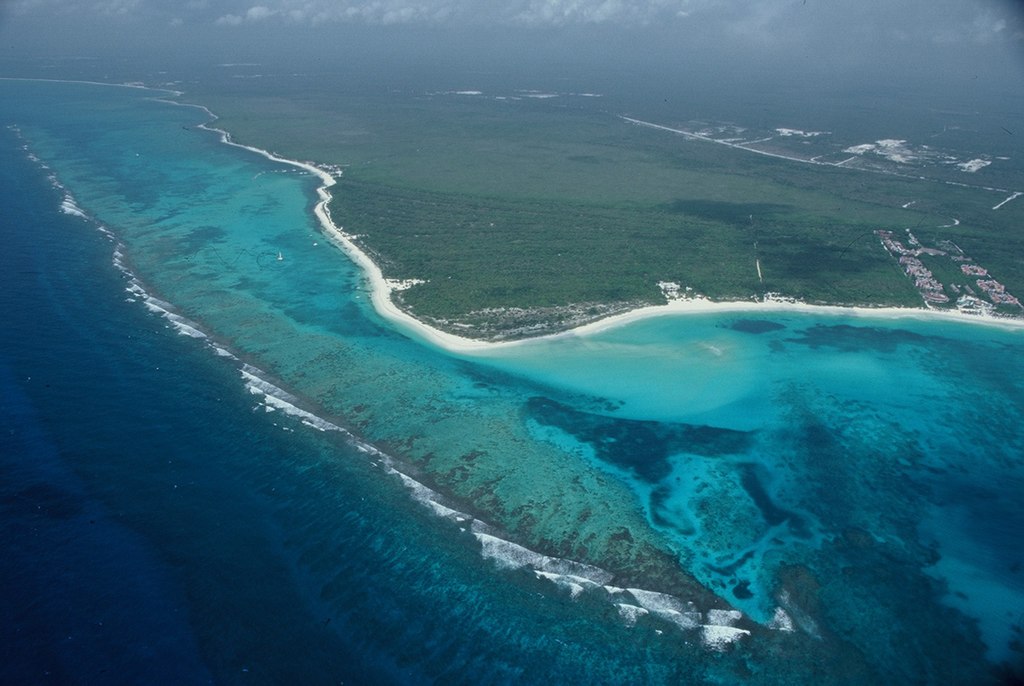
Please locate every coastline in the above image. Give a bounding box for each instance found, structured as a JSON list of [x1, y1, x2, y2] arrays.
[[196, 109, 1024, 353], [567, 296, 1024, 339], [188, 119, 500, 352], [8, 76, 1024, 671], [199, 122, 1024, 352], [6, 78, 1023, 353], [10, 80, 753, 646]]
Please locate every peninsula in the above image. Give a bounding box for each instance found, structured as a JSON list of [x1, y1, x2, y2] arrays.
[[189, 80, 1024, 343]]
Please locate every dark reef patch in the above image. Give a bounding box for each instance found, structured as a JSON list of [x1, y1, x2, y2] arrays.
[[787, 324, 928, 354], [709, 550, 756, 576], [738, 463, 808, 536], [333, 301, 396, 338], [732, 580, 754, 600], [527, 396, 755, 483], [728, 319, 786, 334]]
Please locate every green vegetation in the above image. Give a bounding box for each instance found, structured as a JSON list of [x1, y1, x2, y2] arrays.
[[329, 177, 919, 327], [188, 85, 1024, 338]]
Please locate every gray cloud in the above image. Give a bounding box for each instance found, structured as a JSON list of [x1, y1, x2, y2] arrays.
[[203, 0, 700, 27], [2, 0, 1022, 88], [7, 0, 1023, 42], [182, 0, 1024, 45]]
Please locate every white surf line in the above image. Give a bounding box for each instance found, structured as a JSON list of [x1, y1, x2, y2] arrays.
[[18, 78, 1017, 648], [993, 191, 1022, 210]]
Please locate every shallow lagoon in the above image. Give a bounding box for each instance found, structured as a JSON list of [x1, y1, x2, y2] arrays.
[[473, 310, 1024, 632], [2, 79, 1022, 683]]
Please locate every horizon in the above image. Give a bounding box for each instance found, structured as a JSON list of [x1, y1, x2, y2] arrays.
[[3, 1, 1024, 96]]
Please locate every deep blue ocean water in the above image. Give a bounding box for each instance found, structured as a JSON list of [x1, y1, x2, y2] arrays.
[[2, 79, 1023, 684], [0, 110, 414, 684]]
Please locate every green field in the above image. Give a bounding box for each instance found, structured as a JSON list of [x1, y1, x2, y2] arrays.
[[187, 85, 1024, 338]]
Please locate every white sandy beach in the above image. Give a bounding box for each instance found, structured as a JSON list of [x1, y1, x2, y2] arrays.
[[191, 118, 500, 352], [11, 77, 1024, 355], [55, 78, 1022, 354], [202, 115, 1024, 354]]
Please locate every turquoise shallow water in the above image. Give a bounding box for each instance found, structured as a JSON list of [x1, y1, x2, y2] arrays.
[[2, 79, 1023, 683], [472, 311, 1024, 631]]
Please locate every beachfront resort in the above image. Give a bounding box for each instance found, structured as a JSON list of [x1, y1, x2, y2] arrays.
[[876, 229, 1022, 315]]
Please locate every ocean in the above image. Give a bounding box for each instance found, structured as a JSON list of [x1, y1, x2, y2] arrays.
[[1, 78, 1022, 684]]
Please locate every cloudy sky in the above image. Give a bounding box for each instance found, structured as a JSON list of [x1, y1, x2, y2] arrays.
[[2, 0, 1023, 89]]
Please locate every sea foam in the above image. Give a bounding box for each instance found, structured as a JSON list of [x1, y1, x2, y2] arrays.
[[472, 529, 613, 586], [615, 603, 650, 626], [621, 588, 701, 631], [59, 194, 88, 218]]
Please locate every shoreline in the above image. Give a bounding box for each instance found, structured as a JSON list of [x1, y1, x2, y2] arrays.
[[11, 96, 758, 645], [567, 296, 1024, 339], [189, 103, 1024, 352], [215, 127, 1024, 353], [188, 120, 498, 352], [10, 77, 1024, 661], [20, 78, 1021, 353], [193, 116, 1024, 348]]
